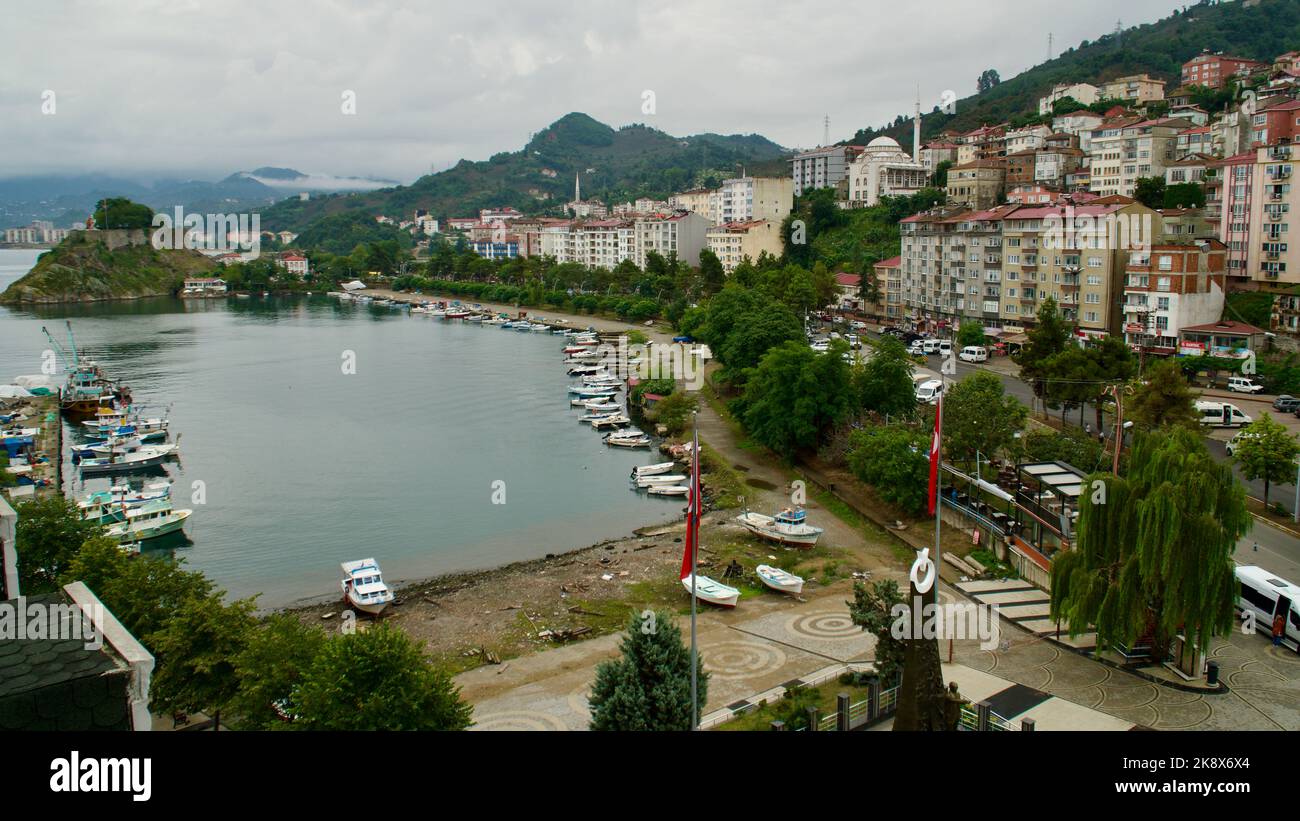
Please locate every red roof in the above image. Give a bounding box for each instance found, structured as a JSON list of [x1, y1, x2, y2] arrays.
[[835, 273, 862, 287], [1181, 320, 1265, 335], [874, 256, 902, 268]]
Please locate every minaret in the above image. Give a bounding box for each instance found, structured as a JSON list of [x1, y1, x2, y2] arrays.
[[574, 172, 581, 203], [913, 88, 922, 163]]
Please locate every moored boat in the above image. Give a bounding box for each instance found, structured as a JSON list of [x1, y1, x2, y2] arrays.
[[104, 499, 191, 544], [646, 485, 689, 496], [631, 461, 676, 478]]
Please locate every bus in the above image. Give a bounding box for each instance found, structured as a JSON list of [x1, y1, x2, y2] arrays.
[[1234, 565, 1300, 652]]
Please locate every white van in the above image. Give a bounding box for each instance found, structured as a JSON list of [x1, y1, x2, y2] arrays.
[[1227, 375, 1264, 394], [938, 340, 952, 356], [1195, 400, 1252, 428], [959, 345, 988, 363], [1235, 565, 1300, 652], [915, 378, 944, 404], [922, 339, 942, 354]]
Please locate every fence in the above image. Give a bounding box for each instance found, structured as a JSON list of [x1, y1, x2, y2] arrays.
[[775, 686, 1034, 732]]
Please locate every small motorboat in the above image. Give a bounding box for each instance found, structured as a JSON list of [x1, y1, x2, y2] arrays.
[[632, 462, 676, 478], [634, 474, 687, 487], [77, 446, 175, 475], [735, 508, 823, 547], [569, 386, 616, 398], [681, 574, 740, 608], [340, 558, 395, 615], [756, 564, 805, 595], [604, 433, 652, 448], [646, 485, 689, 497]]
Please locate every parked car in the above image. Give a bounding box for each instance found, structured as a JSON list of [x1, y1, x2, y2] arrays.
[[907, 341, 925, 356], [1225, 431, 1258, 457], [1227, 375, 1264, 394], [850, 320, 868, 331], [1274, 395, 1300, 412]]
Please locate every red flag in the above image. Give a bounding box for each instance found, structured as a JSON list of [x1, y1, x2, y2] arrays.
[[927, 394, 942, 516], [680, 428, 701, 581]]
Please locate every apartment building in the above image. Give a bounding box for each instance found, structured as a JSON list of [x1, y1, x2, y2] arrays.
[[846, 136, 929, 207], [1052, 111, 1104, 153], [919, 142, 959, 173], [874, 256, 903, 320], [1250, 99, 1300, 147], [1122, 240, 1229, 355], [946, 161, 1006, 210], [1035, 136, 1085, 188], [712, 176, 793, 225], [790, 145, 862, 196], [1182, 52, 1267, 89], [633, 211, 712, 269], [668, 188, 714, 217], [572, 220, 636, 269], [1004, 124, 1053, 154], [1089, 117, 1190, 198], [1007, 184, 1060, 205], [1038, 82, 1100, 115], [1100, 74, 1166, 105], [1165, 154, 1215, 186], [705, 219, 783, 273], [1215, 144, 1297, 289]]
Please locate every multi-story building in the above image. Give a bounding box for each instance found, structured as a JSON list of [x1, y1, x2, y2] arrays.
[[1007, 184, 1060, 205], [789, 145, 862, 196], [1214, 144, 1297, 290], [919, 142, 959, 173], [1182, 52, 1267, 89], [633, 211, 712, 269], [946, 161, 1006, 210], [845, 136, 929, 207], [705, 219, 783, 273], [1004, 124, 1053, 154], [572, 220, 636, 269], [668, 188, 714, 218], [1165, 154, 1215, 186], [874, 256, 903, 320], [1088, 117, 1190, 198], [469, 239, 521, 260], [1250, 98, 1300, 147], [276, 252, 309, 277], [712, 176, 792, 225], [1100, 74, 1166, 105], [1035, 135, 1084, 188], [1053, 111, 1104, 153], [1122, 240, 1228, 356], [1038, 83, 1100, 115]]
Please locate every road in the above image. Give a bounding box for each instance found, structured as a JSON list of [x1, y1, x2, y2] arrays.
[[1236, 520, 1300, 582]]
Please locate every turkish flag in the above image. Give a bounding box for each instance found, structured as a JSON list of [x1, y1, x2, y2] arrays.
[[928, 395, 942, 516]]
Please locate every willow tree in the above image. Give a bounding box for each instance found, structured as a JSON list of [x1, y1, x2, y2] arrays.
[[1050, 427, 1249, 657]]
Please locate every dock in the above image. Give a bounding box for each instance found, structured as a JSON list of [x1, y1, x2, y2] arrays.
[[2, 392, 62, 505]]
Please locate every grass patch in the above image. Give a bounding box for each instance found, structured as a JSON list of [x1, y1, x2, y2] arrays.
[[700, 443, 747, 510], [805, 482, 911, 563], [715, 682, 873, 731], [969, 549, 1016, 580]]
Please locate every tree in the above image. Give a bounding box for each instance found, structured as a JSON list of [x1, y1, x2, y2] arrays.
[[149, 594, 258, 730], [956, 321, 986, 348], [943, 371, 1028, 462], [930, 159, 953, 189], [1233, 413, 1300, 508], [698, 249, 726, 296], [1133, 176, 1167, 210], [977, 69, 1001, 94], [14, 497, 105, 594], [737, 341, 854, 458], [64, 543, 216, 644], [92, 197, 154, 230], [848, 579, 906, 686], [292, 623, 472, 731], [1050, 427, 1249, 657], [1164, 182, 1206, 209], [1041, 335, 1135, 431], [588, 610, 707, 731], [227, 615, 328, 730], [1015, 297, 1073, 415], [854, 336, 917, 419], [651, 391, 698, 436], [846, 425, 930, 515], [1126, 358, 1199, 431]]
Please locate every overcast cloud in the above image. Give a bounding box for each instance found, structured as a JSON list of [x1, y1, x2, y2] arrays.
[[0, 0, 1185, 183]]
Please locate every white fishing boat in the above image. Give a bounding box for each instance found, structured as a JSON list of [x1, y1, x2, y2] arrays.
[[681, 573, 740, 608], [81, 440, 178, 459], [104, 499, 191, 544], [340, 558, 395, 615], [756, 564, 805, 595], [735, 508, 823, 547], [569, 386, 616, 398], [77, 446, 175, 475], [635, 474, 687, 487], [584, 404, 622, 416], [646, 485, 689, 496], [631, 462, 676, 478], [567, 365, 604, 376], [604, 432, 651, 448]]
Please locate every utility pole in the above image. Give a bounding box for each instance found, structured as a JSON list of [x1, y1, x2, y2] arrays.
[[1111, 388, 1124, 476]]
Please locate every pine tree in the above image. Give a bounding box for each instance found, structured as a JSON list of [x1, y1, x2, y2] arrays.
[[1050, 427, 1249, 656], [1126, 358, 1199, 431], [1014, 297, 1073, 416], [588, 610, 707, 731]]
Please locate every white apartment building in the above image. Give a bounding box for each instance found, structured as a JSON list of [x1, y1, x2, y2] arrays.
[[789, 145, 861, 196], [1004, 124, 1053, 154], [712, 176, 793, 225], [1038, 83, 1100, 115], [634, 211, 712, 269], [1089, 117, 1190, 198], [1052, 112, 1104, 153], [705, 219, 784, 273]]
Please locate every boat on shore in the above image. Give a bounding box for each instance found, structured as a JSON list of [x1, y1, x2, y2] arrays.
[[756, 564, 805, 595], [340, 558, 395, 615], [735, 508, 823, 547], [681, 573, 740, 608]]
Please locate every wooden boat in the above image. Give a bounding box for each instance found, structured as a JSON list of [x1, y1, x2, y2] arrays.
[[756, 564, 805, 595], [569, 386, 616, 398], [635, 474, 687, 487], [681, 573, 740, 608], [340, 558, 395, 615], [82, 440, 177, 459], [632, 462, 676, 477], [604, 432, 651, 448], [646, 485, 689, 496], [735, 508, 823, 547], [590, 414, 632, 430], [104, 499, 191, 544]]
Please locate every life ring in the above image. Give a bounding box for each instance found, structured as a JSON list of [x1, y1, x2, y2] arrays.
[[909, 548, 936, 594]]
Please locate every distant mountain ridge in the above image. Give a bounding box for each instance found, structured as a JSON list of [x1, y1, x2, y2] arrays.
[[255, 112, 789, 232]]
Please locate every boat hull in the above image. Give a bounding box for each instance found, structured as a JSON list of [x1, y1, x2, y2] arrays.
[[756, 564, 805, 595], [681, 574, 740, 607]]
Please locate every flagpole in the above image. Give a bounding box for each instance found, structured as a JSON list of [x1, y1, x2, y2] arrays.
[[934, 380, 944, 569], [690, 411, 699, 732]]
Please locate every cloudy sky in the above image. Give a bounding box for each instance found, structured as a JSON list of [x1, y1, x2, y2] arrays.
[[1, 0, 1186, 184]]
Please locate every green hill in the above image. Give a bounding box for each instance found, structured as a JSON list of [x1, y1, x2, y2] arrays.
[[854, 0, 1300, 145], [258, 112, 787, 232], [0, 232, 218, 304]]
